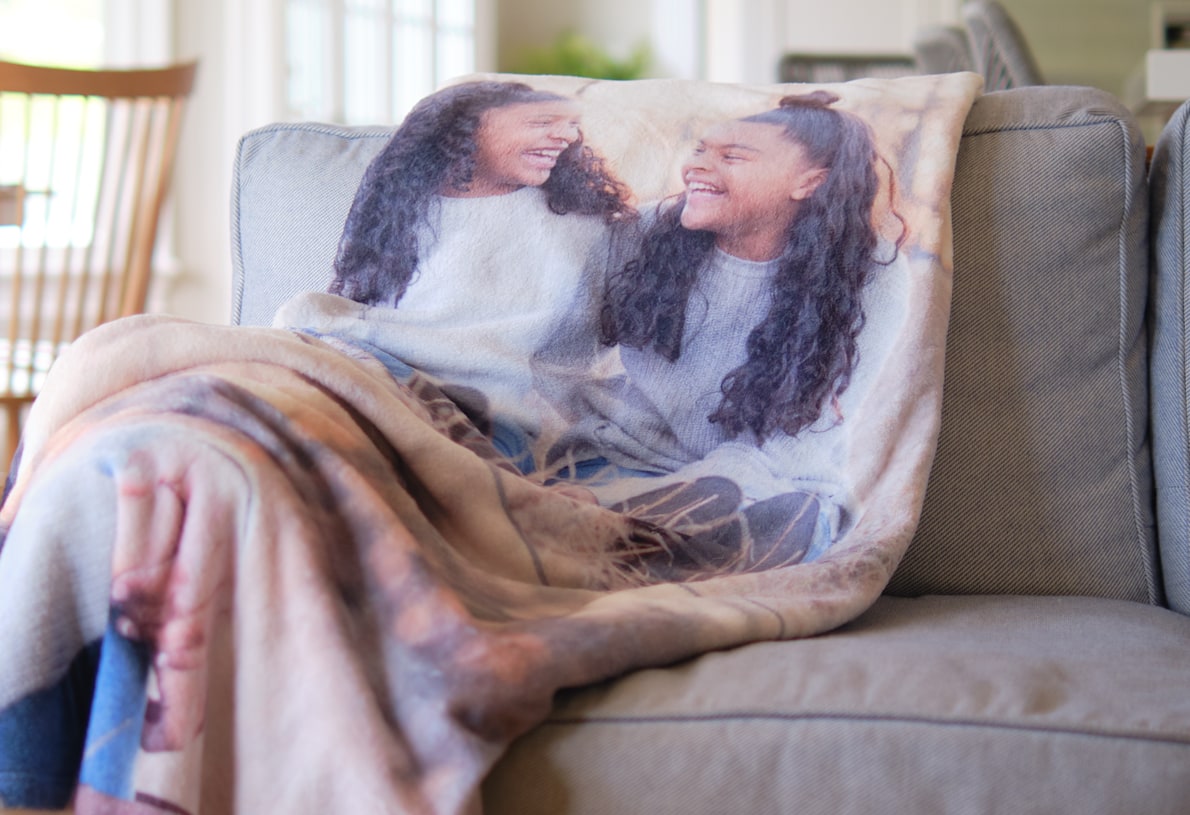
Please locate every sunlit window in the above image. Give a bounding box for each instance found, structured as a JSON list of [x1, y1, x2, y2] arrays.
[[0, 0, 105, 69], [0, 0, 107, 250], [0, 94, 107, 249], [285, 0, 477, 125]]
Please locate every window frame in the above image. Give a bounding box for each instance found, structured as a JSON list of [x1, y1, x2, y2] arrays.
[[281, 0, 496, 125]]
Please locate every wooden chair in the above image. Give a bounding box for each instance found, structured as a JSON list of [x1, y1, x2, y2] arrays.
[[0, 59, 197, 475]]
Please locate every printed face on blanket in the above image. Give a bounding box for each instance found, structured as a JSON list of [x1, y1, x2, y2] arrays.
[[576, 89, 902, 576], [316, 80, 903, 579], [328, 80, 635, 308]]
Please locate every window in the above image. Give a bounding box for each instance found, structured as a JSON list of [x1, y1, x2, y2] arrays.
[[284, 0, 479, 124], [0, 93, 107, 250], [0, 0, 107, 252], [0, 0, 175, 315], [0, 0, 106, 69]]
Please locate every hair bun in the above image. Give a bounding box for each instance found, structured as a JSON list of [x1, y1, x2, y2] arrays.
[[778, 90, 840, 110]]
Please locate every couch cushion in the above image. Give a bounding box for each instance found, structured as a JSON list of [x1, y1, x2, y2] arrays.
[[231, 123, 391, 327], [1149, 99, 1190, 615], [888, 87, 1160, 602], [484, 595, 1190, 814]]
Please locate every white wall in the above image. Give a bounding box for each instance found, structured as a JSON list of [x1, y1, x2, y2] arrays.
[[779, 0, 921, 54], [1000, 0, 1150, 97], [166, 1, 286, 325]]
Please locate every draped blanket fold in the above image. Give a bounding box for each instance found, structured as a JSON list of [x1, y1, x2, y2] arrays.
[[1, 72, 980, 814]]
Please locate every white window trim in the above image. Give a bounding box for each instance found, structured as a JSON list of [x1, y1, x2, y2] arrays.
[[279, 0, 496, 125]]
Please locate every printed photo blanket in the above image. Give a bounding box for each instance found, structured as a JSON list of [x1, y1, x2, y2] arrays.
[[0, 71, 980, 814]]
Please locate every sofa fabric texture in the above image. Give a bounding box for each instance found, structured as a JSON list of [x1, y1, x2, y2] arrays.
[[1150, 100, 1190, 614], [484, 595, 1190, 815], [231, 123, 388, 327], [961, 0, 1045, 90], [889, 87, 1160, 602]]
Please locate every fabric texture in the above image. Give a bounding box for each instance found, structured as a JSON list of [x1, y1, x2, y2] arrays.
[[279, 185, 612, 440], [890, 86, 1160, 603], [1, 73, 979, 814], [485, 594, 1190, 814], [231, 122, 392, 327], [961, 0, 1044, 91], [1149, 98, 1190, 615], [912, 24, 974, 75], [613, 248, 781, 463]]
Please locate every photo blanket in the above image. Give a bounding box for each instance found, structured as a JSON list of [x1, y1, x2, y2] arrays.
[[0, 72, 981, 814]]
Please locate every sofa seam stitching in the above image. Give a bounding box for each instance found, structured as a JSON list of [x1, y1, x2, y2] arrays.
[[961, 116, 1129, 140], [241, 121, 393, 140], [1179, 104, 1190, 604], [229, 135, 248, 325], [1112, 117, 1156, 605], [541, 711, 1190, 747]]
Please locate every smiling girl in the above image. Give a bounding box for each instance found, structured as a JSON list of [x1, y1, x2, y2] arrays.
[[596, 90, 894, 466], [532, 91, 898, 571], [290, 80, 634, 465], [329, 80, 633, 307]]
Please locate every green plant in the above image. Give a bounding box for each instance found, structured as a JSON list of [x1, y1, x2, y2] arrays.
[[510, 30, 650, 80]]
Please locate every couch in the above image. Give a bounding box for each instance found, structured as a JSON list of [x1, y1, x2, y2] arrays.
[[215, 83, 1190, 813]]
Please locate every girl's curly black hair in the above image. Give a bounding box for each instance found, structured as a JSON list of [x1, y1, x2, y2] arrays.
[[601, 90, 898, 442], [329, 80, 634, 306]]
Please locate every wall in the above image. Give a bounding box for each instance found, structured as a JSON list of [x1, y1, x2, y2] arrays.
[[169, 1, 234, 326], [170, 0, 290, 326], [1000, 0, 1151, 97]]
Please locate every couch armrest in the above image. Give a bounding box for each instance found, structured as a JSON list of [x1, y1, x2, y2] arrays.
[[1149, 100, 1190, 614]]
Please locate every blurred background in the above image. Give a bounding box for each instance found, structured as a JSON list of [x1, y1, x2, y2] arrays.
[[0, 0, 1169, 326]]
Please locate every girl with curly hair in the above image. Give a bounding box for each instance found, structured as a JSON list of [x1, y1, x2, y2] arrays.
[[329, 79, 633, 306], [309, 80, 634, 463], [595, 91, 896, 468]]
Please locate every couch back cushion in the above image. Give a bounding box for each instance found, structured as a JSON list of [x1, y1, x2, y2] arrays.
[[232, 122, 390, 327], [887, 86, 1160, 602], [230, 84, 1160, 603]]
